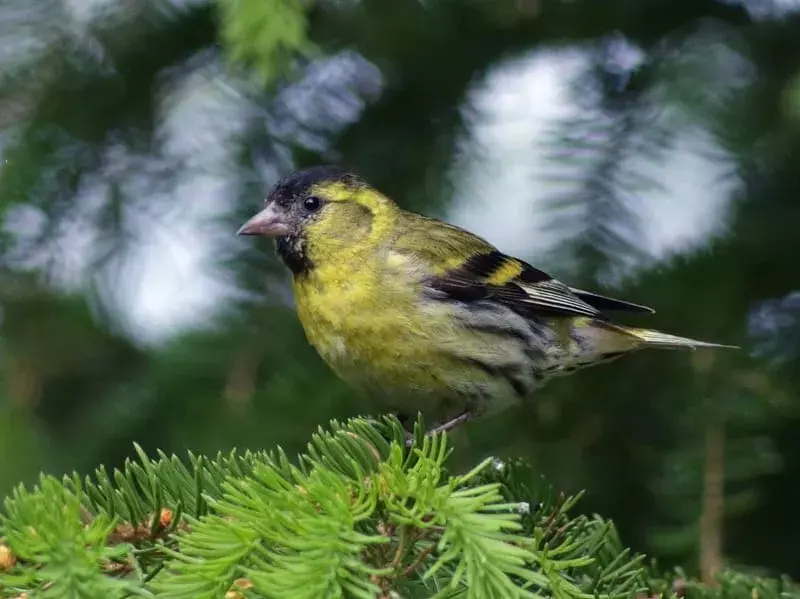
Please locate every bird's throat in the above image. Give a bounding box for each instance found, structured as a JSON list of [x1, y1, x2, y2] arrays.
[[276, 235, 313, 276]]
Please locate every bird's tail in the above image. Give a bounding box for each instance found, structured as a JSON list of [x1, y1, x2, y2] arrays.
[[618, 325, 738, 350]]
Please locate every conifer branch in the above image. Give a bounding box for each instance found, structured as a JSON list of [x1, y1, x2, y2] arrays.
[[0, 416, 796, 598]]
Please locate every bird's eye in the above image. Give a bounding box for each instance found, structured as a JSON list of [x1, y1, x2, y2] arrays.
[[303, 196, 322, 212]]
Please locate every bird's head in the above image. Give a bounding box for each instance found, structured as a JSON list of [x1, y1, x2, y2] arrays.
[[237, 165, 397, 275]]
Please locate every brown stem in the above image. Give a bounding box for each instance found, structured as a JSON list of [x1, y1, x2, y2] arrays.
[[700, 420, 724, 585], [401, 543, 436, 578]]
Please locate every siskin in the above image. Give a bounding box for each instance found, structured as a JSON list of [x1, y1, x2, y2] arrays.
[[238, 165, 736, 434]]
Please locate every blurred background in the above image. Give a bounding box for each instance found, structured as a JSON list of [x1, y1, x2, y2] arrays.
[[2, 0, 800, 584]]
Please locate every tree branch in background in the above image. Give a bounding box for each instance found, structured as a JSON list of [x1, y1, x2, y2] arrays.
[[701, 419, 725, 585]]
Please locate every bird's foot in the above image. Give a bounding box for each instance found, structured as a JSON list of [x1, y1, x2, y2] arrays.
[[404, 411, 472, 447]]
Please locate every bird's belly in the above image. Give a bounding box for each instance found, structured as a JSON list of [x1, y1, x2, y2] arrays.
[[293, 281, 535, 423]]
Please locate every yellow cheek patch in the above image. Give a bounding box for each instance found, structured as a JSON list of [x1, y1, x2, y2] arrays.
[[486, 259, 523, 285]]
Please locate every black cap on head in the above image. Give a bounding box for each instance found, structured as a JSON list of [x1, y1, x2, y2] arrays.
[[268, 165, 361, 205]]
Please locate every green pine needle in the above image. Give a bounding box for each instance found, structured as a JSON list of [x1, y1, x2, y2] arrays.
[[0, 415, 795, 598]]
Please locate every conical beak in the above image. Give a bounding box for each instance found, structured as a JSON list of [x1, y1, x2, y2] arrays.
[[237, 204, 292, 237]]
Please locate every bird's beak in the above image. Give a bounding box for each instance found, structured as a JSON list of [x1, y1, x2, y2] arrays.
[[237, 204, 292, 237]]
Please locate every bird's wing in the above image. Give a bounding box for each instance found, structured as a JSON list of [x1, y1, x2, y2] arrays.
[[567, 288, 654, 314], [422, 249, 607, 319], [393, 213, 654, 319]]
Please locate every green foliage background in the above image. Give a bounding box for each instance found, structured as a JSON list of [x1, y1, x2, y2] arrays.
[[2, 0, 800, 588]]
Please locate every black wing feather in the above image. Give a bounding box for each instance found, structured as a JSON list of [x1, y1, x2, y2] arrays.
[[424, 250, 607, 320], [568, 288, 655, 314]]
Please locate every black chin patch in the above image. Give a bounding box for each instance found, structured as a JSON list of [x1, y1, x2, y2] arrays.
[[276, 235, 313, 275]]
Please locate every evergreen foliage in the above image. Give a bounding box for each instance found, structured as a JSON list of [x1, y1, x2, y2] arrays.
[[0, 417, 795, 599]]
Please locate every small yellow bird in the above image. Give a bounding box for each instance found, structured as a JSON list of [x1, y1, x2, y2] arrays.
[[238, 166, 736, 434]]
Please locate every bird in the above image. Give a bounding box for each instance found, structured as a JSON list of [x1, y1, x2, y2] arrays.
[[237, 165, 736, 436]]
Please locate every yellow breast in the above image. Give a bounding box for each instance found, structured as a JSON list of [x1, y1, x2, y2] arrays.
[[295, 262, 402, 365], [291, 251, 453, 398], [290, 250, 529, 422]]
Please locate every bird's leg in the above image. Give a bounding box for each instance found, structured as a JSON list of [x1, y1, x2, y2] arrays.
[[429, 411, 472, 434], [404, 411, 472, 447]]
